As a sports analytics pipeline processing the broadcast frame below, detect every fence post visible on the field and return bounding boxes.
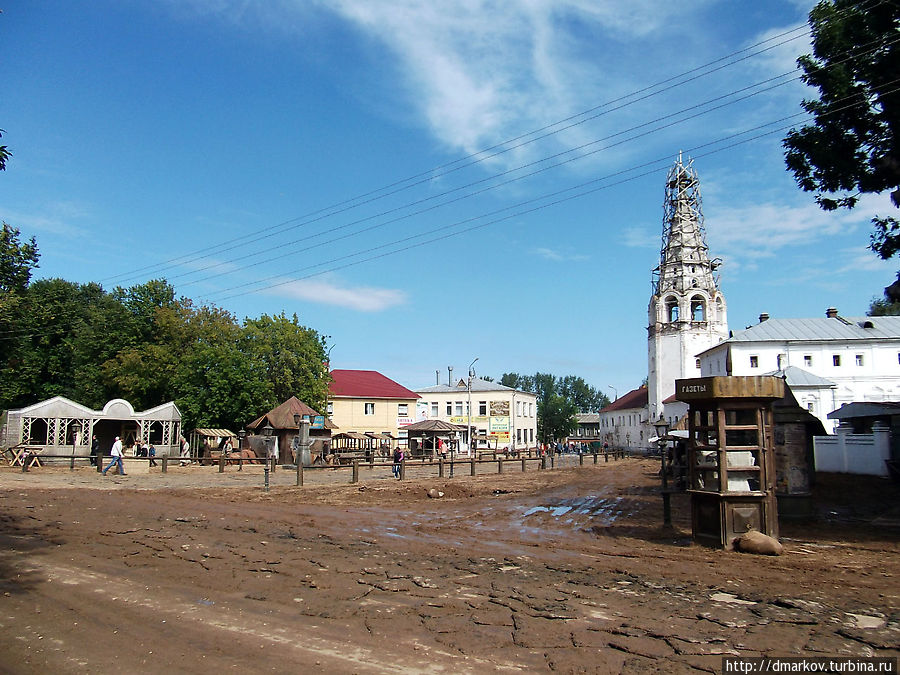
[297,420,309,487]
[162,456,168,473]
[270,456,277,473]
[400,458,406,481]
[593,451,598,464]
[438,458,444,478]
[579,453,584,466]
[541,455,546,470]
[219,454,226,473]
[470,456,476,476]
[352,460,359,484]
[550,455,555,469]
[498,458,504,474]
[604,451,609,463]
[521,457,526,472]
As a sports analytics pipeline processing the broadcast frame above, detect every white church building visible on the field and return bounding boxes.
[697,311,900,433]
[602,153,900,450]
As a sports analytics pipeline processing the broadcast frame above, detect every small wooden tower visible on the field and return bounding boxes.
[675,376,783,549]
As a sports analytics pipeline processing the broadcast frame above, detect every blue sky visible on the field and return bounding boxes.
[2,0,897,398]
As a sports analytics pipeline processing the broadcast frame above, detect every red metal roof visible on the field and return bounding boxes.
[329,370,420,400]
[600,386,648,412]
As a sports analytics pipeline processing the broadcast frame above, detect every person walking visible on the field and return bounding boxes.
[102,436,126,476]
[179,436,191,466]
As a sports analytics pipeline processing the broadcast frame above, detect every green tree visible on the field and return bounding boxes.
[0,222,39,294]
[241,312,330,413]
[783,0,900,258]
[0,129,10,172]
[538,393,578,443]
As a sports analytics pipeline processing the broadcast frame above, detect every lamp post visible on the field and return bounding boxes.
[70,421,82,471]
[262,422,274,492]
[653,414,671,527]
[467,357,478,460]
[608,385,617,401]
[237,429,245,471]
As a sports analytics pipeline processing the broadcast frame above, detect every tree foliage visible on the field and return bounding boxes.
[0,222,39,294]
[0,263,331,429]
[0,129,10,172]
[498,371,610,442]
[783,0,900,258]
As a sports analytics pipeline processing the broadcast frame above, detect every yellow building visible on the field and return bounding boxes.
[327,369,420,446]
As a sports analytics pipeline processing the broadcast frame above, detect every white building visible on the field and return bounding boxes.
[697,310,900,432]
[597,386,650,451]
[414,378,538,453]
[647,154,728,424]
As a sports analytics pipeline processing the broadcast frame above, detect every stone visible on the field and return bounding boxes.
[427,488,444,499]
[734,530,783,556]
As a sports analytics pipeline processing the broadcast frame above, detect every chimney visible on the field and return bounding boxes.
[826,307,839,319]
[758,312,769,323]
[435,370,440,386]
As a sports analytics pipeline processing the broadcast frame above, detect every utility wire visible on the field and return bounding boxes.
[172,28,900,291]
[98,18,817,287]
[206,79,900,303]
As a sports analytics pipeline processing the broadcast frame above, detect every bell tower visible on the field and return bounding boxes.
[648,154,728,421]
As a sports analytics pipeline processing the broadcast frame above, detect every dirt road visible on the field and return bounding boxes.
[0,459,897,673]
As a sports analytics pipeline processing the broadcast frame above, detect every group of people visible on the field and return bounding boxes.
[92,434,160,475]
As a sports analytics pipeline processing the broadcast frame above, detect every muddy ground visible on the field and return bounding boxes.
[0,458,897,674]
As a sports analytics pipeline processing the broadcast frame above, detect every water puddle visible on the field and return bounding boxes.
[521,496,624,528]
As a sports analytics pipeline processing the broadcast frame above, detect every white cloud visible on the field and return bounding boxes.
[274,277,407,312]
[533,246,589,262]
[0,202,89,237]
[618,226,657,249]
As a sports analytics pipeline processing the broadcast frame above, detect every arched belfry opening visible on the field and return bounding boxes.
[648,153,729,421]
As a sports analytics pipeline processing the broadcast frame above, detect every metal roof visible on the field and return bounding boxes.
[722,316,900,344]
[416,378,519,394]
[329,370,420,399]
[762,366,836,388]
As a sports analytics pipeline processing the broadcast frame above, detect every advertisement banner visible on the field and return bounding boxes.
[450,416,488,425]
[490,401,509,416]
[489,416,509,432]
[490,432,510,442]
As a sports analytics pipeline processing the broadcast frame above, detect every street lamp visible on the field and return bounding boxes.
[467,357,478,460]
[237,429,246,471]
[70,421,82,470]
[608,385,618,401]
[653,414,671,527]
[262,422,274,492]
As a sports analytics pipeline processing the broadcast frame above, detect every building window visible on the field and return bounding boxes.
[446,402,452,415]
[749,355,758,368]
[364,403,375,415]
[530,429,534,442]
[516,401,521,416]
[833,355,841,367]
[454,401,463,416]
[807,401,815,412]
[479,401,487,415]
[398,404,408,416]
[855,354,864,366]
[326,402,333,415]
[666,297,679,322]
[695,358,701,369]
[431,402,438,417]
[804,355,812,367]
[691,296,705,321]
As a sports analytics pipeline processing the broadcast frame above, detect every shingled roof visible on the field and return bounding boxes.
[329,369,420,399]
[600,386,648,413]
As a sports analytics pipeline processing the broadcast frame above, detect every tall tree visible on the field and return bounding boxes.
[783,0,900,257]
[241,312,330,413]
[0,222,39,294]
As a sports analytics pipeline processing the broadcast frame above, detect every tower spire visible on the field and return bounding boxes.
[647,155,728,421]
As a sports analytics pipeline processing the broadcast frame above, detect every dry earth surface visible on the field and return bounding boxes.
[0,457,898,674]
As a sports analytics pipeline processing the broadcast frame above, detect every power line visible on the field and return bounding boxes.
[98,18,816,288]
[207,78,900,303]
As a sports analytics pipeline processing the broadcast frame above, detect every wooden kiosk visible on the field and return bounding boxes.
[675,376,783,549]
